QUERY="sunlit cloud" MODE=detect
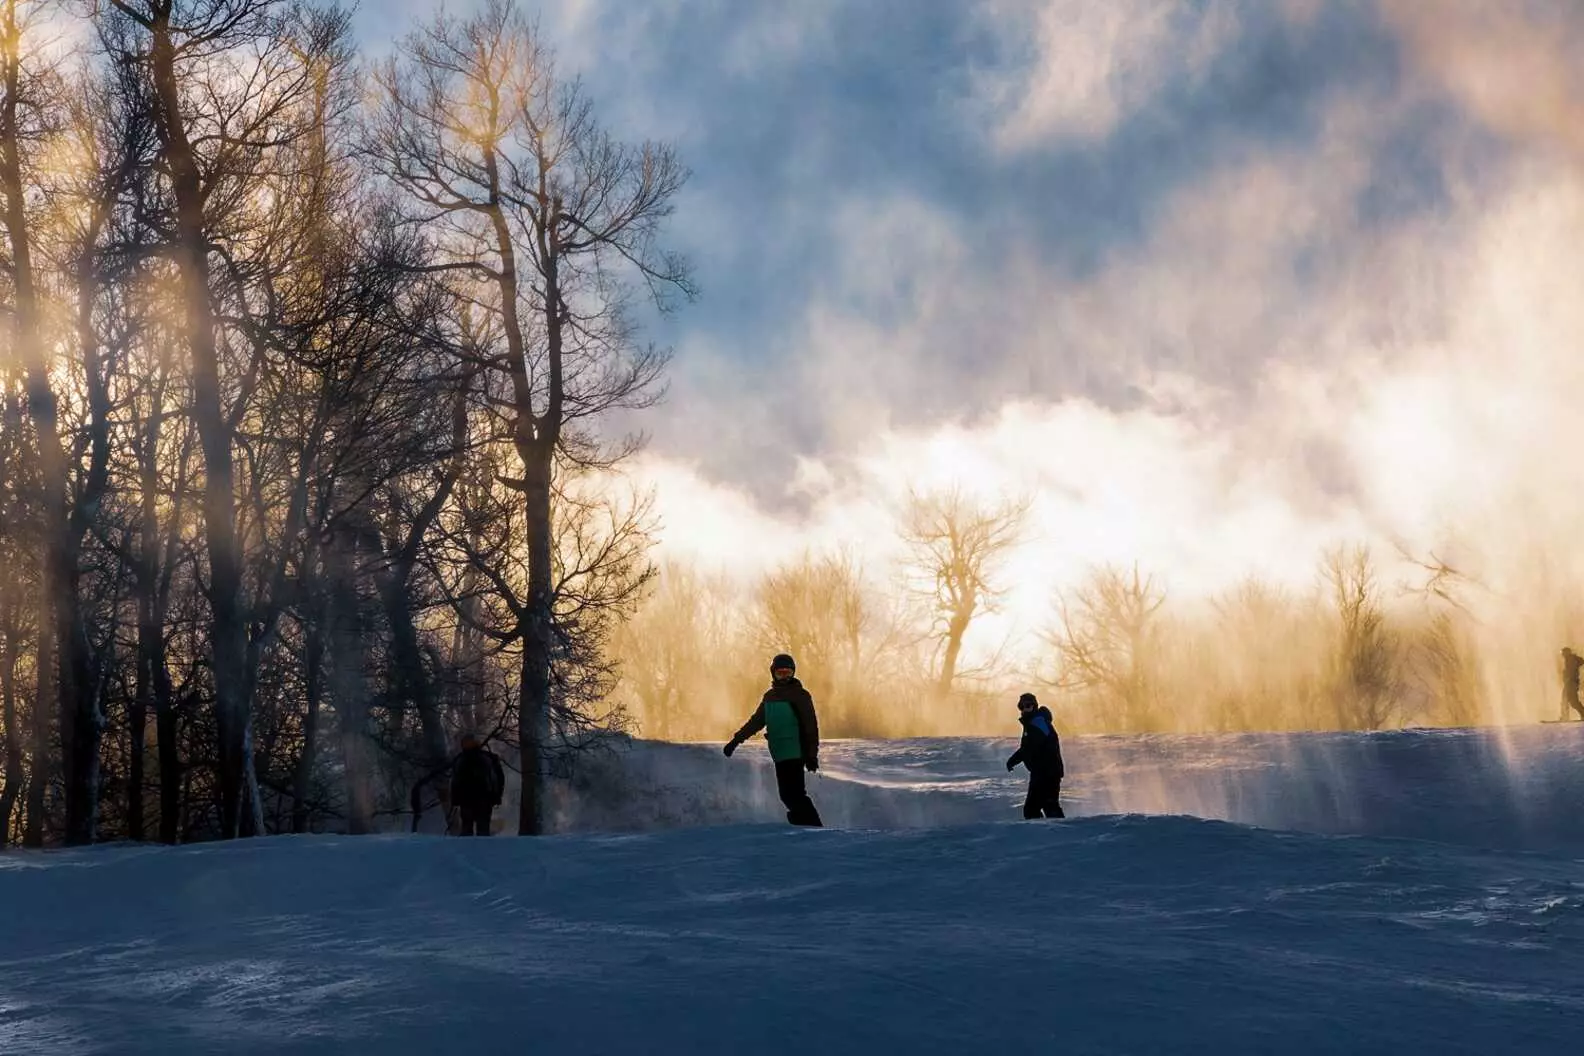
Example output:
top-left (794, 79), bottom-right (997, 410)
top-left (351, 1), bottom-right (1584, 681)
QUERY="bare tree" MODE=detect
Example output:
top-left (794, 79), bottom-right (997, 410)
top-left (0, 0), bottom-right (124, 844)
top-left (1320, 545), bottom-right (1400, 730)
top-left (1046, 563), bottom-right (1167, 731)
top-left (749, 550), bottom-right (911, 734)
top-left (609, 562), bottom-right (752, 742)
top-left (899, 487), bottom-right (1028, 698)
top-left (103, 0), bottom-right (362, 837)
top-left (1396, 548), bottom-right (1484, 727)
top-left (1204, 576), bottom-right (1329, 731)
top-left (367, 0), bottom-right (692, 833)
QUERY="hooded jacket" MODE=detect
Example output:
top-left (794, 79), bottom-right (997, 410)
top-left (1008, 706), bottom-right (1064, 779)
top-left (731, 677), bottom-right (820, 764)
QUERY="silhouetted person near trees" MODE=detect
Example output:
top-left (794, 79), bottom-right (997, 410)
top-left (724, 653), bottom-right (824, 827)
top-left (1007, 692), bottom-right (1065, 819)
top-left (1560, 647), bottom-right (1584, 722)
top-left (450, 733), bottom-right (505, 836)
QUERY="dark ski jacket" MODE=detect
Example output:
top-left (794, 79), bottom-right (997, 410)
top-left (732, 677), bottom-right (820, 764)
top-left (451, 746), bottom-right (505, 808)
top-left (1564, 652), bottom-right (1583, 693)
top-left (1009, 706), bottom-right (1064, 779)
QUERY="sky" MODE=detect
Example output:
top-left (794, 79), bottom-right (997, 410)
top-left (351, 0), bottom-right (1584, 658)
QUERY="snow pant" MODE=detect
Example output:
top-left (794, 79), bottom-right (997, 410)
top-left (1023, 772), bottom-right (1065, 819)
top-left (774, 759), bottom-right (824, 827)
top-left (1564, 688), bottom-right (1584, 721)
top-left (458, 803), bottom-right (493, 836)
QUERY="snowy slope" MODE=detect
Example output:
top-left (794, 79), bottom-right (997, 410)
top-left (4, 724), bottom-right (1584, 1055)
top-left (557, 724), bottom-right (1584, 853)
top-left (3, 820), bottom-right (1582, 1055)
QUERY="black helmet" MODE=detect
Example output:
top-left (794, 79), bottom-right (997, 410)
top-left (771, 653), bottom-right (796, 674)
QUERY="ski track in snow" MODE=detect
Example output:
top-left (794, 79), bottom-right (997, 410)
top-left (2, 725), bottom-right (1583, 1055)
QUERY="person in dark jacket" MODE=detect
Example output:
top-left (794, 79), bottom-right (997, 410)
top-left (1006, 692), bottom-right (1065, 819)
top-left (450, 733), bottom-right (505, 836)
top-left (1560, 647), bottom-right (1584, 722)
top-left (724, 653), bottom-right (823, 827)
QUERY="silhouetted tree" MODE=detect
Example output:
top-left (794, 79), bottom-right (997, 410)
top-left (366, 0), bottom-right (691, 833)
top-left (899, 487), bottom-right (1028, 698)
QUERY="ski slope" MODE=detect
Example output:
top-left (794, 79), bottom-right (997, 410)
top-left (3, 725), bottom-right (1583, 1055)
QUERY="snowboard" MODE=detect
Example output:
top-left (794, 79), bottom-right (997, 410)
top-left (1541, 718), bottom-right (1580, 723)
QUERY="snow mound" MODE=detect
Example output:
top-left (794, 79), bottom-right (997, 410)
top-left (3, 818), bottom-right (1582, 1054)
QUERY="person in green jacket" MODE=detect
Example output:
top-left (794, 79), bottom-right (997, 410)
top-left (723, 653), bottom-right (824, 827)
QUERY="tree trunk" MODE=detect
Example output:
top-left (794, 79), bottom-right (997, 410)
top-left (242, 713), bottom-right (264, 836)
top-left (517, 443), bottom-right (554, 835)
top-left (155, 673), bottom-right (179, 843)
top-left (63, 212), bottom-right (117, 843)
top-left (293, 609), bottom-right (323, 834)
top-left (57, 563), bottom-right (98, 845)
top-left (0, 618), bottom-right (20, 844)
top-left (511, 195), bottom-right (565, 837)
top-left (937, 607), bottom-right (972, 698)
top-left (137, 345), bottom-right (184, 845)
top-left (383, 377), bottom-right (469, 779)
top-left (147, 10), bottom-right (250, 838)
top-left (148, 485), bottom-right (182, 846)
top-left (128, 645), bottom-right (148, 842)
top-left (22, 615), bottom-right (51, 847)
top-left (131, 462), bottom-right (162, 843)
top-left (327, 528), bottom-right (373, 834)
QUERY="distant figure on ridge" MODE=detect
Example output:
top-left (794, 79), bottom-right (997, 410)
top-left (1006, 692), bottom-right (1065, 819)
top-left (723, 653), bottom-right (824, 827)
top-left (1560, 647), bottom-right (1584, 722)
top-left (450, 733), bottom-right (505, 836)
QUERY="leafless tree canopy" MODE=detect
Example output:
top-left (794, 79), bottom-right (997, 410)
top-left (899, 487), bottom-right (1029, 698)
top-left (361, 0), bottom-right (691, 834)
top-left (1044, 563), bottom-right (1167, 731)
top-left (0, 0), bottom-right (689, 846)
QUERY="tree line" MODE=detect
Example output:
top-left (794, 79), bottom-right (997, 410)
top-left (612, 522), bottom-right (1545, 744)
top-left (0, 0), bottom-right (690, 845)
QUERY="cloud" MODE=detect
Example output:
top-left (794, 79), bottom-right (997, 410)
top-left (1381, 0), bottom-right (1584, 159)
top-left (974, 0), bottom-right (1242, 151)
top-left (621, 0), bottom-right (1584, 678)
top-left (358, 2), bottom-right (1584, 668)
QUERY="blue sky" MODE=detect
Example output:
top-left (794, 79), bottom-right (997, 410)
top-left (352, 1), bottom-right (1584, 616)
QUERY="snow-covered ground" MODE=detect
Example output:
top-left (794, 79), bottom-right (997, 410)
top-left (4, 725), bottom-right (1583, 1054)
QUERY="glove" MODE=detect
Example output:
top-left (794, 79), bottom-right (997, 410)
top-left (723, 741), bottom-right (737, 758)
top-left (805, 757), bottom-right (819, 773)
top-left (1005, 757), bottom-right (1016, 772)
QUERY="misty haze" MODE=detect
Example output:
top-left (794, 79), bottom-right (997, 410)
top-left (1, 1), bottom-right (1582, 1053)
